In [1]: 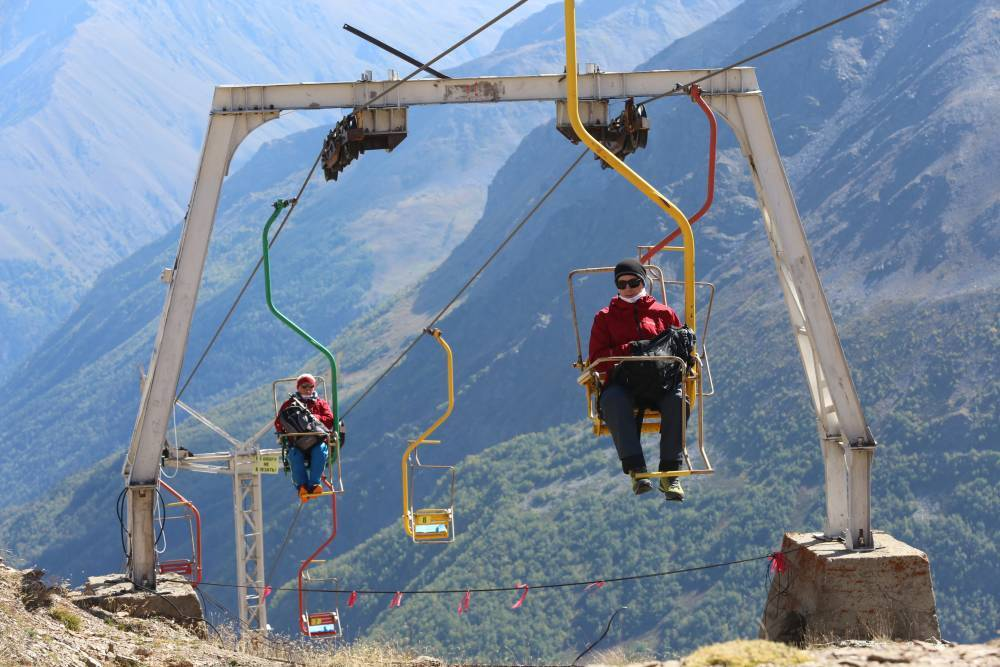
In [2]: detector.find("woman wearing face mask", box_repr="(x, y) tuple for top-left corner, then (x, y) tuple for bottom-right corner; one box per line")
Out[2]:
(588, 258), (686, 501)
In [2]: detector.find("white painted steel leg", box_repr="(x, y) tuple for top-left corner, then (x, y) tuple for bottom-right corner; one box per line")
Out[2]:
(126, 486), (157, 588)
(711, 91), (875, 549)
(122, 109), (276, 586)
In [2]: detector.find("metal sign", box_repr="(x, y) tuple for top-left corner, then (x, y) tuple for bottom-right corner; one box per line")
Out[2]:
(254, 453), (282, 475)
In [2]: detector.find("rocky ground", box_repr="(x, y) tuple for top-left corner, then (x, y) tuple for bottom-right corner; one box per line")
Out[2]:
(0, 561), (996, 666)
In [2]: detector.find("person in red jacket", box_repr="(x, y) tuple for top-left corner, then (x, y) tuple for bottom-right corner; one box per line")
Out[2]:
(275, 374), (334, 502)
(588, 258), (686, 501)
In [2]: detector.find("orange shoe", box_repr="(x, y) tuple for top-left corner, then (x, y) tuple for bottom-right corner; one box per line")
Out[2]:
(298, 485), (311, 503)
(309, 485), (323, 496)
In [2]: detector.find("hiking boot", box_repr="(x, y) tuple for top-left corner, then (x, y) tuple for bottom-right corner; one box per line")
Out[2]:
(631, 476), (654, 496)
(659, 475), (684, 501)
(309, 484), (323, 496)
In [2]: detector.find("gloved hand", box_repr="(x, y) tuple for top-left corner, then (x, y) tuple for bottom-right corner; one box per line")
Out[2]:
(338, 419), (347, 448)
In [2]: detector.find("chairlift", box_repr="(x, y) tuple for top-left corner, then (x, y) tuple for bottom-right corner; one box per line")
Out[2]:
(401, 329), (457, 544)
(299, 563), (342, 639)
(272, 375), (343, 495)
(156, 480), (202, 586)
(567, 252), (715, 480)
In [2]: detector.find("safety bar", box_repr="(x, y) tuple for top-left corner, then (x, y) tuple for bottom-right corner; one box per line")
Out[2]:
(567, 264), (670, 368)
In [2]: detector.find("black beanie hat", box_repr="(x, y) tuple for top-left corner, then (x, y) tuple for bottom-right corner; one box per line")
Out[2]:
(614, 258), (647, 283)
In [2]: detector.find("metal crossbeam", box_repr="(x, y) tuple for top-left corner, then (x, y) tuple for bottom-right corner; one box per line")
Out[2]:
(210, 69), (759, 114)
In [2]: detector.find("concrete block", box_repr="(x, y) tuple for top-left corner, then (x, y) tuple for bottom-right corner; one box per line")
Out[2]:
(760, 531), (940, 644)
(71, 572), (203, 626)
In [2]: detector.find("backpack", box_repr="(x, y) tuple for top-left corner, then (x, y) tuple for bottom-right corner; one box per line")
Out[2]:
(611, 326), (696, 408)
(277, 395), (330, 451)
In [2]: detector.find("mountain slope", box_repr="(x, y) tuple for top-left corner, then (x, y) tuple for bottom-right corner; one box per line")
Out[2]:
(0, 0), (548, 378)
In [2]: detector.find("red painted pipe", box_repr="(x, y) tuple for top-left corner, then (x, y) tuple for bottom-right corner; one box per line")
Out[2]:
(641, 84), (717, 264)
(158, 480), (203, 587)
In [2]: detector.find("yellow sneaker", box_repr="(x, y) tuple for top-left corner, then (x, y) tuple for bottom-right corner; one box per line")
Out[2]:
(659, 476), (684, 501)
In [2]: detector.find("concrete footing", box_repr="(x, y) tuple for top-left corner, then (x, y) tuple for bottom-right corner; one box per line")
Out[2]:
(760, 531), (940, 644)
(70, 572), (203, 626)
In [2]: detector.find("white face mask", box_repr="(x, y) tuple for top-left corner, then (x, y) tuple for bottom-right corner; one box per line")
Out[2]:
(619, 288), (647, 304)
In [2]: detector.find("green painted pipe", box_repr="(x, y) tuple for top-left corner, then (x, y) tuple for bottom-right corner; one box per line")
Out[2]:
(261, 199), (340, 459)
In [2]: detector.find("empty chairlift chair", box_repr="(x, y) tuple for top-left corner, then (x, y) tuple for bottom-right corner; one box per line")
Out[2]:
(401, 329), (457, 544)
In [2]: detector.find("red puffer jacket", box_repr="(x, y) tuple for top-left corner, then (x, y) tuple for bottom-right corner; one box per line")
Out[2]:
(588, 294), (681, 379)
(274, 393), (336, 432)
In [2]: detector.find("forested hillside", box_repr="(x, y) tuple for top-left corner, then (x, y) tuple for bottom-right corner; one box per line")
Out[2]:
(0, 0), (996, 661)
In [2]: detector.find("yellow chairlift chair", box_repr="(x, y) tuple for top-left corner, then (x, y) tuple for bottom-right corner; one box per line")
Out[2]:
(567, 256), (715, 482)
(401, 329), (457, 543)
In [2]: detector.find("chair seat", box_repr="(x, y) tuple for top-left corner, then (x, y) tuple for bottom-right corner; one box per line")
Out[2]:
(412, 509), (452, 541)
(306, 611), (341, 637)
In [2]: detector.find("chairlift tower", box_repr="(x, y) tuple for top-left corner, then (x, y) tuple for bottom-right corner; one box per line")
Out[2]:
(123, 60), (875, 631)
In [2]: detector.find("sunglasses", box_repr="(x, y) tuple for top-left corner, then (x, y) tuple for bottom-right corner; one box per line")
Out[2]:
(298, 383), (315, 389)
(616, 278), (644, 289)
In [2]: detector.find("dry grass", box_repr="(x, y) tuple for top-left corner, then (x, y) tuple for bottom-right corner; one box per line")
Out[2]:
(309, 639), (431, 666)
(48, 607), (82, 632)
(683, 639), (810, 667)
(219, 629), (426, 667)
(583, 645), (659, 665)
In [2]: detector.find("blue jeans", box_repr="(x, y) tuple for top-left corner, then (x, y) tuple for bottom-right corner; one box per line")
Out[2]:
(600, 383), (685, 474)
(288, 442), (329, 488)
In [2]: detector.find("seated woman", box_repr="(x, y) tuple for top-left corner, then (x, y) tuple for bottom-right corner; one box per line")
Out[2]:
(588, 258), (686, 501)
(275, 374), (334, 502)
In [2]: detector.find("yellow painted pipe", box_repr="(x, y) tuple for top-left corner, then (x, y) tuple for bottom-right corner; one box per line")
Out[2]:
(563, 0), (696, 332)
(401, 329), (455, 537)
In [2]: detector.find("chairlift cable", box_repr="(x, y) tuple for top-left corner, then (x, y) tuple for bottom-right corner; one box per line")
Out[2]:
(342, 147), (588, 418)
(638, 0), (892, 107)
(174, 0), (531, 401)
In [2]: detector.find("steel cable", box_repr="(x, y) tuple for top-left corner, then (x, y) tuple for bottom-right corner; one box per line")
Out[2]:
(342, 148), (588, 418)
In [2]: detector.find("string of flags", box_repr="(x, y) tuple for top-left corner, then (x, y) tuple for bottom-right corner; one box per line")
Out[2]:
(197, 547), (805, 617)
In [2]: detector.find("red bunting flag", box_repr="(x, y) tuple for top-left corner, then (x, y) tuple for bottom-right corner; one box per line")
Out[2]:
(511, 584), (529, 609)
(347, 591), (358, 608)
(389, 591), (404, 608)
(769, 552), (788, 574)
(262, 585), (273, 599)
(584, 581), (605, 592)
(457, 590), (471, 616)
